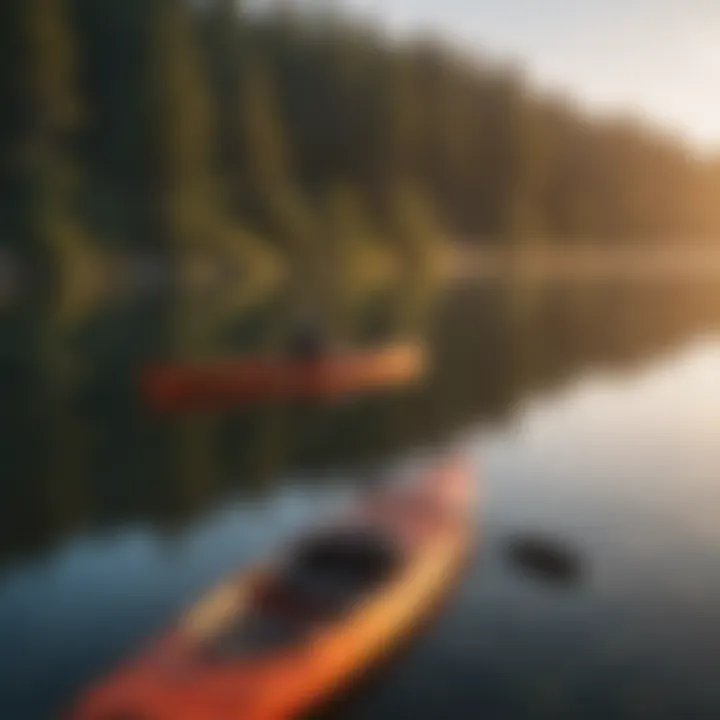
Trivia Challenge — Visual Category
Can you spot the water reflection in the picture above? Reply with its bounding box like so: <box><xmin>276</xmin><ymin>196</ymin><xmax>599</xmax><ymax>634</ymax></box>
<box><xmin>3</xmin><ymin>275</ymin><xmax>720</xmax><ymax>718</ymax></box>
<box><xmin>2</xmin><ymin>277</ymin><xmax>720</xmax><ymax>565</ymax></box>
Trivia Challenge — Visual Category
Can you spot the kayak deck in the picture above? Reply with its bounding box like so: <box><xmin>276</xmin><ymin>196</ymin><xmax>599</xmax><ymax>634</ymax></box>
<box><xmin>70</xmin><ymin>458</ymin><xmax>474</xmax><ymax>720</ymax></box>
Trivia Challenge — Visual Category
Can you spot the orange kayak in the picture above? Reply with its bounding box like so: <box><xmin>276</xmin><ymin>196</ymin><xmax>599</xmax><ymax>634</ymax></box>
<box><xmin>142</xmin><ymin>344</ymin><xmax>424</xmax><ymax>413</ymax></box>
<box><xmin>70</xmin><ymin>457</ymin><xmax>476</xmax><ymax>719</ymax></box>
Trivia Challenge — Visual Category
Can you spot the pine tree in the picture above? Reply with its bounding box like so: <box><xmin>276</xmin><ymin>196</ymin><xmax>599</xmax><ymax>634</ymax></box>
<box><xmin>0</xmin><ymin>0</ymin><xmax>103</xmax><ymax>331</ymax></box>
<box><xmin>147</xmin><ymin>0</ymin><xmax>280</xmax><ymax>354</ymax></box>
<box><xmin>1</xmin><ymin>0</ymin><xmax>84</xmax><ymax>257</ymax></box>
<box><xmin>239</xmin><ymin>52</ymin><xmax>317</xmax><ymax>306</ymax></box>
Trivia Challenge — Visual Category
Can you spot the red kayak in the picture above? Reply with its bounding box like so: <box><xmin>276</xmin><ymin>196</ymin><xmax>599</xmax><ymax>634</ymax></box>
<box><xmin>142</xmin><ymin>344</ymin><xmax>424</xmax><ymax>413</ymax></box>
<box><xmin>70</xmin><ymin>456</ymin><xmax>476</xmax><ymax>719</ymax></box>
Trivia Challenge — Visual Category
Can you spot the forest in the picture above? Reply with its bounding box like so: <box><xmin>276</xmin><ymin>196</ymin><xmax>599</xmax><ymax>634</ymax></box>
<box><xmin>2</xmin><ymin>0</ymin><xmax>720</xmax><ymax>302</ymax></box>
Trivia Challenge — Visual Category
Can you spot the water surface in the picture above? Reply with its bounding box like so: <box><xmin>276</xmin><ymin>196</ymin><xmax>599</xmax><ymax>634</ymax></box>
<box><xmin>1</xmin><ymin>278</ymin><xmax>720</xmax><ymax>718</ymax></box>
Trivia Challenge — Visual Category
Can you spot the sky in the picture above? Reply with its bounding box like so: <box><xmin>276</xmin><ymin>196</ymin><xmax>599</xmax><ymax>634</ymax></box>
<box><xmin>333</xmin><ymin>0</ymin><xmax>720</xmax><ymax>150</ymax></box>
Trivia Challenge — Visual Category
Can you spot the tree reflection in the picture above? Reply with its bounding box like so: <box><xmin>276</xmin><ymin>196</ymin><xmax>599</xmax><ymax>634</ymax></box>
<box><xmin>2</xmin><ymin>276</ymin><xmax>720</xmax><ymax>564</ymax></box>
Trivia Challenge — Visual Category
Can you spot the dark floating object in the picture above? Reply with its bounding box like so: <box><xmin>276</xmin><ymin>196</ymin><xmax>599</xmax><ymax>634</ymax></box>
<box><xmin>506</xmin><ymin>535</ymin><xmax>584</xmax><ymax>585</ymax></box>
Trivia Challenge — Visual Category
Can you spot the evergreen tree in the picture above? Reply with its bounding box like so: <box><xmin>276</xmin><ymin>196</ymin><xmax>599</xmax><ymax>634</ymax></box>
<box><xmin>147</xmin><ymin>0</ymin><xmax>277</xmax><ymax>296</ymax></box>
<box><xmin>0</xmin><ymin>0</ymin><xmax>88</xmax><ymax>269</ymax></box>
<box><xmin>238</xmin><ymin>52</ymin><xmax>317</xmax><ymax>302</ymax></box>
<box><xmin>4</xmin><ymin>0</ymin><xmax>720</xmax><ymax>299</ymax></box>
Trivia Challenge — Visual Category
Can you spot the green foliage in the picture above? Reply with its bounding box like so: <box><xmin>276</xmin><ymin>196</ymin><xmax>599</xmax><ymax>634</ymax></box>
<box><xmin>318</xmin><ymin>184</ymin><xmax>397</xmax><ymax>333</ymax></box>
<box><xmin>0</xmin><ymin>0</ymin><xmax>104</xmax><ymax>334</ymax></box>
<box><xmin>2</xmin><ymin>0</ymin><xmax>720</xmax><ymax>307</ymax></box>
<box><xmin>240</xmin><ymin>55</ymin><xmax>316</xmax><ymax>260</ymax></box>
<box><xmin>387</xmin><ymin>183</ymin><xmax>448</xmax><ymax>281</ymax></box>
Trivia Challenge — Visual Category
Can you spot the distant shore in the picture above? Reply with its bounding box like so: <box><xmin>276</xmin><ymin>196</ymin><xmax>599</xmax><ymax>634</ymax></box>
<box><xmin>449</xmin><ymin>243</ymin><xmax>720</xmax><ymax>281</ymax></box>
<box><xmin>4</xmin><ymin>242</ymin><xmax>720</xmax><ymax>313</ymax></box>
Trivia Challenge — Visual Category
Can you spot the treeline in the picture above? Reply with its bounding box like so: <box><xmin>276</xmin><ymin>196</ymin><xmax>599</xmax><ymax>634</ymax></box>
<box><xmin>2</xmin><ymin>0</ymin><xmax>720</xmax><ymax>289</ymax></box>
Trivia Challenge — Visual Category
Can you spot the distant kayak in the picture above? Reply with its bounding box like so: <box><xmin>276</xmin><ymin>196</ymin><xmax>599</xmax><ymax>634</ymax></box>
<box><xmin>71</xmin><ymin>456</ymin><xmax>475</xmax><ymax>720</ymax></box>
<box><xmin>142</xmin><ymin>344</ymin><xmax>425</xmax><ymax>413</ymax></box>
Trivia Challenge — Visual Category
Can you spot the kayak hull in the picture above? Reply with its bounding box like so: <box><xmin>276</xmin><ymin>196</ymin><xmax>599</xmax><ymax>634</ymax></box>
<box><xmin>71</xmin><ymin>458</ymin><xmax>475</xmax><ymax>720</ymax></box>
<box><xmin>142</xmin><ymin>345</ymin><xmax>424</xmax><ymax>413</ymax></box>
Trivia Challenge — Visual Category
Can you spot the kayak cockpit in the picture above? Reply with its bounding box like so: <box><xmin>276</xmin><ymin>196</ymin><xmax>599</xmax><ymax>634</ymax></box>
<box><xmin>204</xmin><ymin>528</ymin><xmax>401</xmax><ymax>659</ymax></box>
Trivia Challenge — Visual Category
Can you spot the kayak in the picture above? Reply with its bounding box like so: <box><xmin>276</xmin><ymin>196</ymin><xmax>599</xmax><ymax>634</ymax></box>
<box><xmin>71</xmin><ymin>457</ymin><xmax>474</xmax><ymax>720</ymax></box>
<box><xmin>142</xmin><ymin>344</ymin><xmax>424</xmax><ymax>413</ymax></box>
<box><xmin>70</xmin><ymin>457</ymin><xmax>476</xmax><ymax>719</ymax></box>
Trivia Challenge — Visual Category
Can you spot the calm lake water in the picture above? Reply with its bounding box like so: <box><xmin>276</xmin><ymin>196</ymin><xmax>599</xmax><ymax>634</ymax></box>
<box><xmin>2</xmin><ymin>277</ymin><xmax>720</xmax><ymax>719</ymax></box>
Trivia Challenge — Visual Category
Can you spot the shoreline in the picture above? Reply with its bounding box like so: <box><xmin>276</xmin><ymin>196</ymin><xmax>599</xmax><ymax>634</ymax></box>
<box><xmin>448</xmin><ymin>243</ymin><xmax>720</xmax><ymax>281</ymax></box>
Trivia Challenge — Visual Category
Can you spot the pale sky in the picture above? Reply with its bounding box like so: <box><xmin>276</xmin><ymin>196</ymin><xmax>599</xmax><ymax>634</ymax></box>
<box><xmin>334</xmin><ymin>0</ymin><xmax>720</xmax><ymax>150</ymax></box>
